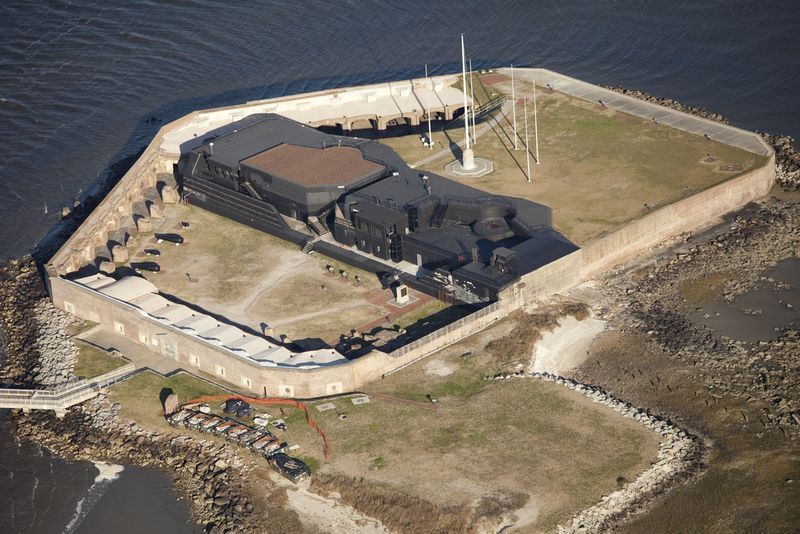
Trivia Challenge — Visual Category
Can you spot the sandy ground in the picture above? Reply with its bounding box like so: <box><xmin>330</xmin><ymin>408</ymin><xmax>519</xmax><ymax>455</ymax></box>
<box><xmin>530</xmin><ymin>315</ymin><xmax>606</xmax><ymax>375</ymax></box>
<box><xmin>276</xmin><ymin>474</ymin><xmax>389</xmax><ymax>534</ymax></box>
<box><xmin>423</xmin><ymin>358</ymin><xmax>454</xmax><ymax>376</ymax></box>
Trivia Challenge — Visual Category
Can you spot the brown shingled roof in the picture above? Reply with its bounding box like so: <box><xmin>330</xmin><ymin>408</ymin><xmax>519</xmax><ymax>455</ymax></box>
<box><xmin>241</xmin><ymin>143</ymin><xmax>385</xmax><ymax>187</ymax></box>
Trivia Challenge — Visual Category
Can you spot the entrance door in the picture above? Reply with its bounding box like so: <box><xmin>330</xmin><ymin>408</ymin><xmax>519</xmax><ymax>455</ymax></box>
<box><xmin>159</xmin><ymin>337</ymin><xmax>177</xmax><ymax>360</ymax></box>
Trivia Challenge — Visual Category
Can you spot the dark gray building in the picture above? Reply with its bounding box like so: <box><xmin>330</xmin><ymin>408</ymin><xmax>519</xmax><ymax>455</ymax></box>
<box><xmin>178</xmin><ymin>114</ymin><xmax>577</xmax><ymax>303</ymax></box>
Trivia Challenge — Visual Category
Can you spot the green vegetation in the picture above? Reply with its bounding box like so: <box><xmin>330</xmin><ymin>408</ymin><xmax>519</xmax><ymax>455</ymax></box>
<box><xmin>108</xmin><ymin>371</ymin><xmax>228</xmax><ymax>432</ymax></box>
<box><xmin>392</xmin><ymin>299</ymin><xmax>450</xmax><ymax>329</ymax></box>
<box><xmin>73</xmin><ymin>340</ymin><xmax>127</xmax><ymax>378</ymax></box>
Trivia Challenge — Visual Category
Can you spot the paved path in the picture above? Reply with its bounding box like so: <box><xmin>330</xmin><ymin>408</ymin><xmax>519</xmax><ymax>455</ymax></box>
<box><xmin>506</xmin><ymin>68</ymin><xmax>771</xmax><ymax>156</ymax></box>
<box><xmin>80</xmin><ymin>328</ymin><xmax>186</xmax><ymax>376</ymax></box>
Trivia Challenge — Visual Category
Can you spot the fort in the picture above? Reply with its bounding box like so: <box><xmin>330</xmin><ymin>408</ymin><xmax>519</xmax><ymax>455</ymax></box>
<box><xmin>44</xmin><ymin>68</ymin><xmax>774</xmax><ymax>399</ymax></box>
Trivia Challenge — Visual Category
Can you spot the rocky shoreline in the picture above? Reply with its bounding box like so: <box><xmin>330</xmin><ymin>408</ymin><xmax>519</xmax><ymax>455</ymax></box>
<box><xmin>602</xmin><ymin>85</ymin><xmax>800</xmax><ymax>190</ymax></box>
<box><xmin>8</xmin><ymin>396</ymin><xmax>267</xmax><ymax>533</ymax></box>
<box><xmin>0</xmin><ymin>257</ymin><xmax>274</xmax><ymax>533</ymax></box>
<box><xmin>607</xmin><ymin>197</ymin><xmax>799</xmax><ymax>437</ymax></box>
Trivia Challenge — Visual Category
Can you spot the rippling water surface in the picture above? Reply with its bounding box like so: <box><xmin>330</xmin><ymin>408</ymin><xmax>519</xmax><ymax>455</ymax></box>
<box><xmin>0</xmin><ymin>1</ymin><xmax>797</xmax><ymax>532</ymax></box>
<box><xmin>0</xmin><ymin>1</ymin><xmax>797</xmax><ymax>258</ymax></box>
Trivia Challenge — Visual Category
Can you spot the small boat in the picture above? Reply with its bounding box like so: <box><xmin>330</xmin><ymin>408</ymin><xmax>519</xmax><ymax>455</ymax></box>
<box><xmin>187</xmin><ymin>413</ymin><xmax>211</xmax><ymax>428</ymax></box>
<box><xmin>168</xmin><ymin>408</ymin><xmax>195</xmax><ymax>426</ymax></box>
<box><xmin>237</xmin><ymin>430</ymin><xmax>263</xmax><ymax>445</ymax></box>
<box><xmin>200</xmin><ymin>415</ymin><xmax>224</xmax><ymax>432</ymax></box>
<box><xmin>213</xmin><ymin>420</ymin><xmax>236</xmax><ymax>434</ymax></box>
<box><xmin>250</xmin><ymin>435</ymin><xmax>277</xmax><ymax>452</ymax></box>
<box><xmin>225</xmin><ymin>425</ymin><xmax>249</xmax><ymax>440</ymax></box>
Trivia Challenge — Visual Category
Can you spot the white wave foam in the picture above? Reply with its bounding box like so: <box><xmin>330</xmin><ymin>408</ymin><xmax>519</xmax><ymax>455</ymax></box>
<box><xmin>62</xmin><ymin>461</ymin><xmax>124</xmax><ymax>533</ymax></box>
<box><xmin>92</xmin><ymin>461</ymin><xmax>124</xmax><ymax>483</ymax></box>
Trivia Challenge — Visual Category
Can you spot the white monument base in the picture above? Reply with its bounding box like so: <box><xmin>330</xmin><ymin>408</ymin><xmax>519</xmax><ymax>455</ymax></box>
<box><xmin>445</xmin><ymin>155</ymin><xmax>494</xmax><ymax>177</ymax></box>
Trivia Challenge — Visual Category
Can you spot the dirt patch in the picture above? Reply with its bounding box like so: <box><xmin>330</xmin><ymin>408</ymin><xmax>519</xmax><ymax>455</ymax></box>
<box><xmin>423</xmin><ymin>358</ymin><xmax>454</xmax><ymax>376</ymax></box>
<box><xmin>531</xmin><ymin>314</ymin><xmax>606</xmax><ymax>375</ymax></box>
<box><xmin>124</xmin><ymin>203</ymin><xmax>451</xmax><ymax>346</ymax></box>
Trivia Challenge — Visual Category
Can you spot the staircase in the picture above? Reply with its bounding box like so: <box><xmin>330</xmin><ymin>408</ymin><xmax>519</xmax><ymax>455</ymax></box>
<box><xmin>301</xmin><ymin>238</ymin><xmax>318</xmax><ymax>254</ymax></box>
<box><xmin>430</xmin><ymin>201</ymin><xmax>448</xmax><ymax>228</ymax></box>
<box><xmin>241</xmin><ymin>181</ymin><xmax>264</xmax><ymax>200</ymax></box>
<box><xmin>307</xmin><ymin>215</ymin><xmax>329</xmax><ymax>236</ymax></box>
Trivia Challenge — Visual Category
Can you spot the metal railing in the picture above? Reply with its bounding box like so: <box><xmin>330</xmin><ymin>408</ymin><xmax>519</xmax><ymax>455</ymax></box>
<box><xmin>388</xmin><ymin>301</ymin><xmax>501</xmax><ymax>358</ymax></box>
<box><xmin>0</xmin><ymin>363</ymin><xmax>137</xmax><ymax>410</ymax></box>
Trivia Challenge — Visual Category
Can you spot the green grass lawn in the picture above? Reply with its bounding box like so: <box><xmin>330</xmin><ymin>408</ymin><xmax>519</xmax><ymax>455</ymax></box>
<box><xmin>109</xmin><ymin>371</ymin><xmax>229</xmax><ymax>432</ymax></box>
<box><xmin>73</xmin><ymin>340</ymin><xmax>128</xmax><ymax>378</ymax></box>
<box><xmin>280</xmin><ymin>313</ymin><xmax>659</xmax><ymax>532</ymax></box>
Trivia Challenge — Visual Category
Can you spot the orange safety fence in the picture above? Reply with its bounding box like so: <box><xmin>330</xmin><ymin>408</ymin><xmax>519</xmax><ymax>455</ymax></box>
<box><xmin>186</xmin><ymin>395</ymin><xmax>331</xmax><ymax>461</ymax></box>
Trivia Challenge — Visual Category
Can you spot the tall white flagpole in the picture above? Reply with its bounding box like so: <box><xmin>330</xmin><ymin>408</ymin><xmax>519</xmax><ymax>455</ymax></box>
<box><xmin>524</xmin><ymin>97</ymin><xmax>531</xmax><ymax>183</ymax></box>
<box><xmin>459</xmin><ymin>34</ymin><xmax>475</xmax><ymax>170</ymax></box>
<box><xmin>533</xmin><ymin>79</ymin><xmax>540</xmax><ymax>164</ymax></box>
<box><xmin>469</xmin><ymin>58</ymin><xmax>476</xmax><ymax>145</ymax></box>
<box><xmin>425</xmin><ymin>64</ymin><xmax>433</xmax><ymax>150</ymax></box>
<box><xmin>511</xmin><ymin>63</ymin><xmax>518</xmax><ymax>150</ymax></box>
<box><xmin>461</xmin><ymin>34</ymin><xmax>470</xmax><ymax>151</ymax></box>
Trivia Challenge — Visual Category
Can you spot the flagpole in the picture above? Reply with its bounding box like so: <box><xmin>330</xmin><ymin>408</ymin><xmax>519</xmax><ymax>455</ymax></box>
<box><xmin>511</xmin><ymin>63</ymin><xmax>518</xmax><ymax>150</ymax></box>
<box><xmin>524</xmin><ymin>97</ymin><xmax>531</xmax><ymax>183</ymax></box>
<box><xmin>461</xmin><ymin>34</ymin><xmax>470</xmax><ymax>152</ymax></box>
<box><xmin>469</xmin><ymin>58</ymin><xmax>476</xmax><ymax>145</ymax></box>
<box><xmin>533</xmin><ymin>79</ymin><xmax>540</xmax><ymax>164</ymax></box>
<box><xmin>425</xmin><ymin>64</ymin><xmax>433</xmax><ymax>150</ymax></box>
<box><xmin>459</xmin><ymin>34</ymin><xmax>475</xmax><ymax>170</ymax></box>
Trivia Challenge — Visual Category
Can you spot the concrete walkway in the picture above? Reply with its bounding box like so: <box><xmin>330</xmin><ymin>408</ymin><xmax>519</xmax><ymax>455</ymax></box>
<box><xmin>79</xmin><ymin>327</ymin><xmax>186</xmax><ymax>376</ymax></box>
<box><xmin>507</xmin><ymin>68</ymin><xmax>771</xmax><ymax>156</ymax></box>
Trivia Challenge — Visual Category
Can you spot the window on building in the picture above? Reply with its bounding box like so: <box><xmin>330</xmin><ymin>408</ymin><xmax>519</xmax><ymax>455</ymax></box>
<box><xmin>242</xmin><ymin>377</ymin><xmax>251</xmax><ymax>388</ymax></box>
<box><xmin>215</xmin><ymin>365</ymin><xmax>226</xmax><ymax>377</ymax></box>
<box><xmin>189</xmin><ymin>353</ymin><xmax>199</xmax><ymax>367</ymax></box>
<box><xmin>113</xmin><ymin>321</ymin><xmax>125</xmax><ymax>335</ymax></box>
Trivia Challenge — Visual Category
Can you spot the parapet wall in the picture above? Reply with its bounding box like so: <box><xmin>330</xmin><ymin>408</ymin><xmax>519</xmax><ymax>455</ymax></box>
<box><xmin>46</xmin><ymin>113</ymin><xmax>197</xmax><ymax>276</ymax></box>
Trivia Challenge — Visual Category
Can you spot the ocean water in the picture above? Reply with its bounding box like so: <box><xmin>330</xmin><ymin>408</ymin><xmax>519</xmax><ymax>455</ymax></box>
<box><xmin>0</xmin><ymin>1</ymin><xmax>797</xmax><ymax>532</ymax></box>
